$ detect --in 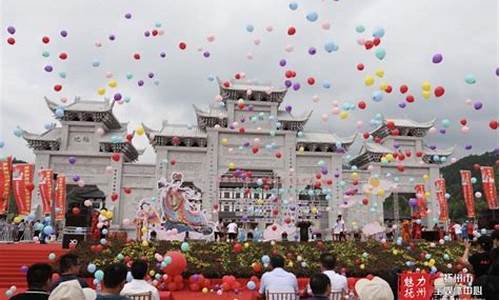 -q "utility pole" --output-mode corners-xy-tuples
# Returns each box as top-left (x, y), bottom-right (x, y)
(393, 191), (400, 240)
